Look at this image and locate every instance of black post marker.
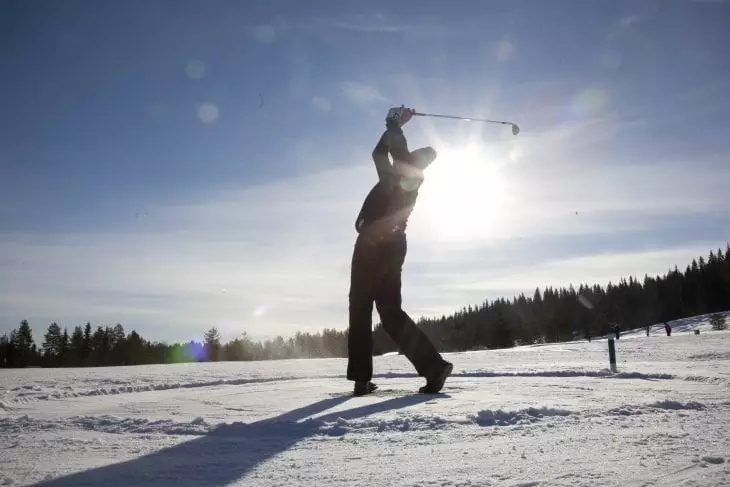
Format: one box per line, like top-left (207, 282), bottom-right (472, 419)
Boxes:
top-left (608, 338), bottom-right (617, 373)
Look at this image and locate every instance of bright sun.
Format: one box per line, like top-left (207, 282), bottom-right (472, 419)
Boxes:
top-left (412, 144), bottom-right (509, 243)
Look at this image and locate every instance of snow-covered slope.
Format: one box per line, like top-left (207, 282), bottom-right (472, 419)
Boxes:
top-left (1, 327), bottom-right (728, 486)
top-left (618, 311), bottom-right (730, 339)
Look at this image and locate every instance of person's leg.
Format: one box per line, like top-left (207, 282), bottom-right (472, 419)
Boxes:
top-left (375, 237), bottom-right (451, 382)
top-left (347, 238), bottom-right (376, 385)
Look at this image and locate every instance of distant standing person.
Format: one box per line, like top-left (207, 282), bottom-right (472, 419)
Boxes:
top-left (664, 322), bottom-right (672, 336)
top-left (646, 325), bottom-right (650, 337)
top-left (346, 106), bottom-right (453, 397)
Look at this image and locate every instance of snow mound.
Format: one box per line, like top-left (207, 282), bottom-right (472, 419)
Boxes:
top-left (605, 405), bottom-right (646, 416)
top-left (606, 400), bottom-right (707, 417)
top-left (471, 407), bottom-right (572, 427)
top-left (701, 456), bottom-right (725, 465)
top-left (0, 414), bottom-right (213, 436)
top-left (71, 415), bottom-right (214, 435)
top-left (321, 414), bottom-right (456, 435)
top-left (681, 375), bottom-right (729, 387)
top-left (648, 400), bottom-right (707, 410)
top-left (214, 414), bottom-right (458, 439)
top-left (205, 419), bottom-right (336, 438)
top-left (688, 351), bottom-right (730, 361)
top-left (611, 371), bottom-right (674, 380)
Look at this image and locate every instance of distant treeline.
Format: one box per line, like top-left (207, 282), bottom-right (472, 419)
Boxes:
top-left (2, 245), bottom-right (729, 368)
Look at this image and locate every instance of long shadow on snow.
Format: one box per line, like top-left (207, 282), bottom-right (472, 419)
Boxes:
top-left (32, 394), bottom-right (435, 487)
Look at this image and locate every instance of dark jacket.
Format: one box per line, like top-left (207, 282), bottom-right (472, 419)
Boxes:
top-left (354, 124), bottom-right (434, 240)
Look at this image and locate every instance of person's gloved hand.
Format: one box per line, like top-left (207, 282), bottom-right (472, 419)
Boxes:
top-left (385, 105), bottom-right (416, 127)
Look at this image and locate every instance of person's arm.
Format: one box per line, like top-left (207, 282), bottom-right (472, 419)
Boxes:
top-left (371, 125), bottom-right (409, 183)
top-left (371, 106), bottom-right (437, 182)
top-left (385, 126), bottom-right (412, 165)
top-left (371, 106), bottom-right (420, 181)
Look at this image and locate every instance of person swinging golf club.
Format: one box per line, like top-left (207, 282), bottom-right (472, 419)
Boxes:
top-left (347, 105), bottom-right (453, 396)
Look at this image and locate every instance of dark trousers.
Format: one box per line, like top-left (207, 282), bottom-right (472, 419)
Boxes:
top-left (347, 232), bottom-right (447, 382)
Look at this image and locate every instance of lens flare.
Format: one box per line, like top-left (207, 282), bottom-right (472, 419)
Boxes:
top-left (571, 87), bottom-right (610, 118)
top-left (198, 103), bottom-right (219, 124)
top-left (253, 304), bottom-right (269, 317)
top-left (185, 60), bottom-right (207, 80)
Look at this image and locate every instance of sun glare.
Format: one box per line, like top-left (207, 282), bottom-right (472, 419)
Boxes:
top-left (413, 144), bottom-right (509, 243)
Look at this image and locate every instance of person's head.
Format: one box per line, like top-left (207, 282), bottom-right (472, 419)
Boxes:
top-left (392, 146), bottom-right (437, 191)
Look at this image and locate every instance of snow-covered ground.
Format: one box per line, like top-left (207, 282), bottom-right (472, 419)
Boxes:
top-left (1, 319), bottom-right (729, 486)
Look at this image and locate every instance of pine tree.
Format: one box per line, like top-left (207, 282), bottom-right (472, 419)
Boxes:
top-left (82, 322), bottom-right (93, 364)
top-left (11, 320), bottom-right (35, 367)
top-left (70, 326), bottom-right (85, 366)
top-left (125, 331), bottom-right (144, 365)
top-left (59, 328), bottom-right (70, 366)
top-left (111, 324), bottom-right (126, 365)
top-left (203, 327), bottom-right (222, 361)
top-left (709, 313), bottom-right (727, 331)
top-left (42, 322), bottom-right (63, 366)
top-left (0, 333), bottom-right (12, 367)
top-left (91, 326), bottom-right (108, 365)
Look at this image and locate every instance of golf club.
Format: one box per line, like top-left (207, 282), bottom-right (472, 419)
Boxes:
top-left (413, 111), bottom-right (520, 135)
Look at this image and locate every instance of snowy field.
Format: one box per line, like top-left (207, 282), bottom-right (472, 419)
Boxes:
top-left (1, 318), bottom-right (729, 486)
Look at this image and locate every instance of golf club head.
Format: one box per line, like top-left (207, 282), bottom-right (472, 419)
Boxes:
top-left (511, 124), bottom-right (520, 136)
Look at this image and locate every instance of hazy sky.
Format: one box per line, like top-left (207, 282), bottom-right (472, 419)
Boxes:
top-left (1, 0), bottom-right (729, 343)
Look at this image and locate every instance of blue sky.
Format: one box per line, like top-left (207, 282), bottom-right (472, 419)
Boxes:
top-left (1, 0), bottom-right (729, 343)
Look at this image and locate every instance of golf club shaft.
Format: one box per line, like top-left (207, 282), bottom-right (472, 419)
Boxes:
top-left (414, 112), bottom-right (513, 126)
